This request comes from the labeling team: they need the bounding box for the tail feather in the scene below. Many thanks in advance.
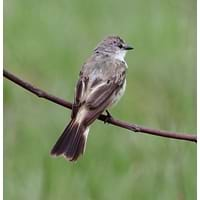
[69,135,86,161]
[51,119,88,161]
[65,123,84,159]
[51,120,75,155]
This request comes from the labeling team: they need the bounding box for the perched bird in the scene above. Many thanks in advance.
[51,36,133,161]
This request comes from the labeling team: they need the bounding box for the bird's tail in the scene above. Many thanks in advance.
[51,119,89,161]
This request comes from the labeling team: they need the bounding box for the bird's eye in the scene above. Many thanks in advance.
[118,44,123,48]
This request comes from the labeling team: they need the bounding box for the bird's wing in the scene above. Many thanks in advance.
[72,56,126,125]
[86,77,121,109]
[71,75,89,118]
[84,59,126,125]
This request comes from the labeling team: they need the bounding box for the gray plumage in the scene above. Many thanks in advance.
[51,36,133,161]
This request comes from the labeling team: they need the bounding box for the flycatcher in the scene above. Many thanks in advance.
[51,36,133,161]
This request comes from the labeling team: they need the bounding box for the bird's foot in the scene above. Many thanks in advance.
[104,110,113,124]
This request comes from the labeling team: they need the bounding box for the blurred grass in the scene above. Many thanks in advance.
[4,0,196,199]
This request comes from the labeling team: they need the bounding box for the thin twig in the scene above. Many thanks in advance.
[3,69,197,143]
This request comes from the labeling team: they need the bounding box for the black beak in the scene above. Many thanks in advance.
[123,44,134,50]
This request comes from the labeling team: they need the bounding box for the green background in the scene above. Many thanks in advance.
[4,0,196,199]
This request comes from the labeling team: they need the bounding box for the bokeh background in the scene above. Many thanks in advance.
[4,0,196,199]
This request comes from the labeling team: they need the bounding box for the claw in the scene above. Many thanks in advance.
[104,110,113,124]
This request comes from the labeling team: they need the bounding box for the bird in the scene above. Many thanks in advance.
[51,36,133,161]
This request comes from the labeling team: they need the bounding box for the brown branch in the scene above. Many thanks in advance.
[3,69,197,143]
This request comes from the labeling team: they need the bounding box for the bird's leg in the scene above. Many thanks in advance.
[104,110,113,124]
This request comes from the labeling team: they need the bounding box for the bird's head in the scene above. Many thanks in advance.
[94,36,133,60]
